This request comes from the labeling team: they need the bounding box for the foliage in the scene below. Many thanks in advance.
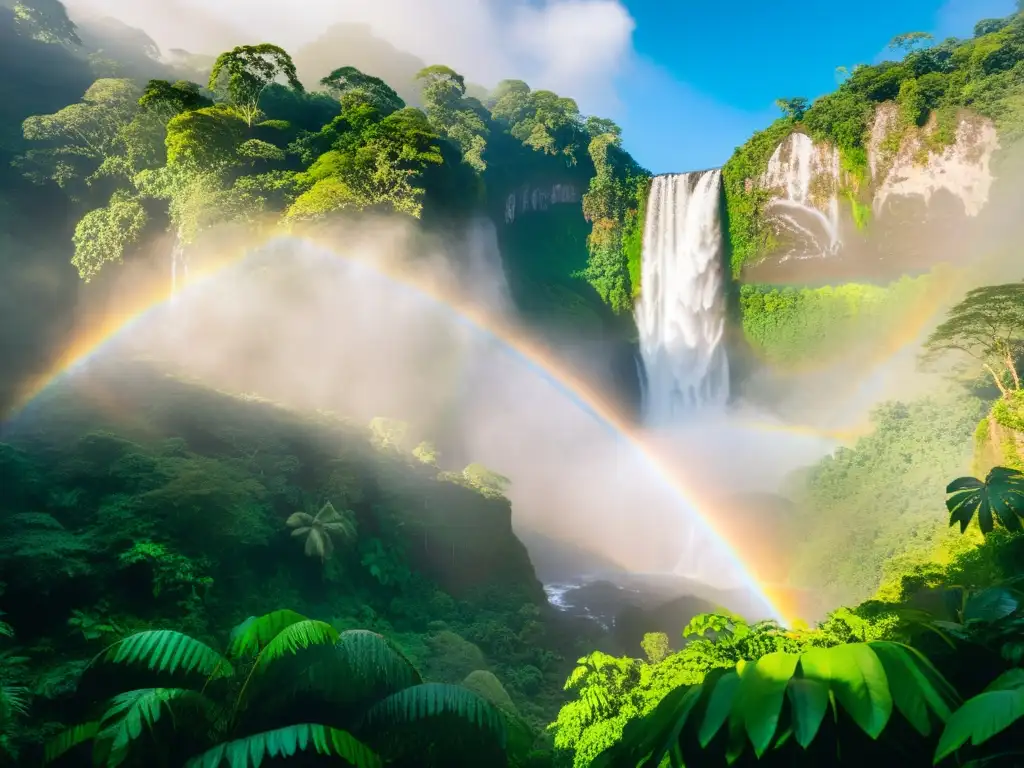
[785,394,986,602]
[739,273,938,366]
[286,500,358,561]
[46,608,513,767]
[207,44,302,127]
[921,283,1024,396]
[946,466,1024,534]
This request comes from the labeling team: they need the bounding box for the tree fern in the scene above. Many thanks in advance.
[97,688,220,768]
[364,683,507,747]
[43,721,100,765]
[227,610,309,657]
[184,723,381,768]
[97,630,233,679]
[0,682,28,725]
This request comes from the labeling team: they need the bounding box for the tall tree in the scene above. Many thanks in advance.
[416,64,489,172]
[208,43,303,127]
[775,97,809,120]
[320,66,404,116]
[921,283,1024,396]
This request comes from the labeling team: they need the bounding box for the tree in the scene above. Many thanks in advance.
[320,66,405,116]
[44,609,509,767]
[921,283,1024,396]
[70,189,148,280]
[775,96,809,120]
[286,501,357,561]
[416,64,489,172]
[640,633,669,664]
[138,79,211,121]
[207,43,303,127]
[889,31,934,54]
[18,78,144,193]
[584,116,623,145]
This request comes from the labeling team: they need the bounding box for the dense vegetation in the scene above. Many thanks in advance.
[738,271,942,366]
[722,6,1024,274]
[3,2,1024,768]
[0,0,649,417]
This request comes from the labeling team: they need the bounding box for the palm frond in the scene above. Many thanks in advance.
[285,512,314,528]
[97,630,233,679]
[314,501,343,524]
[184,723,381,768]
[98,688,219,768]
[227,610,309,657]
[363,683,507,747]
[43,721,101,765]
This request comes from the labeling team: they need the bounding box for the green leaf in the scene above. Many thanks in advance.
[185,724,381,768]
[43,721,100,765]
[591,683,702,768]
[699,671,740,747]
[800,644,893,738]
[738,651,801,756]
[98,688,218,768]
[98,631,233,679]
[934,669,1024,763]
[787,678,830,748]
[868,641,955,737]
[254,619,339,673]
[364,683,507,748]
[227,609,309,657]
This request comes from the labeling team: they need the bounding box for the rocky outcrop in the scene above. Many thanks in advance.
[871,104,999,218]
[503,183,580,223]
[974,393,1024,476]
[743,103,1001,282]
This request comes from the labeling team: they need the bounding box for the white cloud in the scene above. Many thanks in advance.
[63,0,636,113]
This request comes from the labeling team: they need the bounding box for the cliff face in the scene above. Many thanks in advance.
[974,392,1024,475]
[742,103,1000,282]
[503,183,581,224]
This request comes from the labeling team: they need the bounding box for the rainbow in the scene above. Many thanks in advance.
[3,234,845,625]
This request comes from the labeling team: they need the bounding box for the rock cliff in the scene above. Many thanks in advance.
[742,103,1001,282]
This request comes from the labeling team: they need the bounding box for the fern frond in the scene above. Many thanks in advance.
[184,723,381,768]
[43,721,101,765]
[0,683,28,721]
[98,688,220,768]
[336,630,422,693]
[255,620,339,672]
[227,610,309,657]
[98,630,233,679]
[364,683,507,747]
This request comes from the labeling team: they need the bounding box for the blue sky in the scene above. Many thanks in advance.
[616,0,1017,173]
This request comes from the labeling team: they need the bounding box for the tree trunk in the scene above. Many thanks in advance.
[1006,353,1021,391]
[985,363,1009,397]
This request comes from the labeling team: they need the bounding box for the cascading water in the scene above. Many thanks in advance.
[761,132,841,258]
[635,170,730,425]
[170,231,188,302]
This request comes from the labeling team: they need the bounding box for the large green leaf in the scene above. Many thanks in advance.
[335,629,423,693]
[868,641,957,737]
[934,669,1024,763]
[97,631,232,679]
[251,619,339,677]
[946,467,1024,534]
[698,671,740,747]
[737,652,801,756]
[97,688,219,768]
[43,721,100,765]
[801,643,893,738]
[364,683,507,747]
[786,678,830,748]
[227,609,309,657]
[185,724,380,768]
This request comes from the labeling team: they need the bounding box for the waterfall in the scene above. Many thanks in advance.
[170,230,188,302]
[761,133,841,257]
[635,170,730,425]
